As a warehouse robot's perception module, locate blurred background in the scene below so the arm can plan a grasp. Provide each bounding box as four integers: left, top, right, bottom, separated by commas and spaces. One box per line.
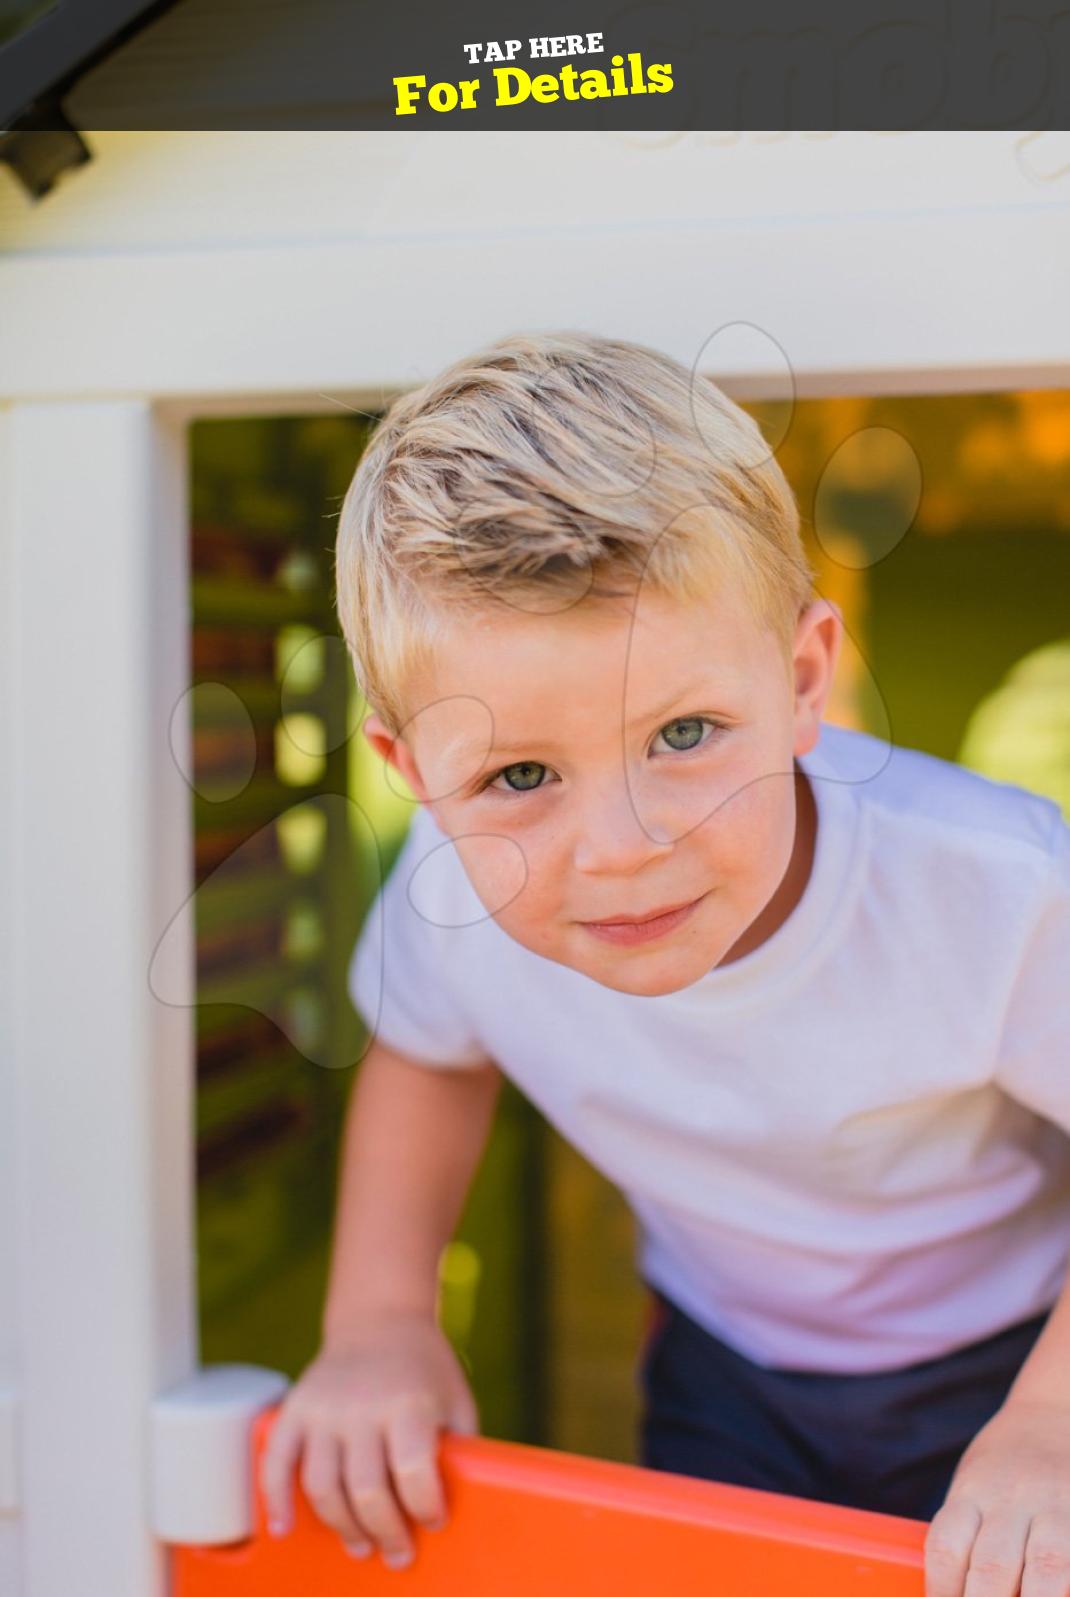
188, 386, 1070, 1464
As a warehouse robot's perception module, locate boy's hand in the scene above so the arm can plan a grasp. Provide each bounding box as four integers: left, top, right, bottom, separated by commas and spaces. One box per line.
925, 1397, 1070, 1597
258, 1308, 480, 1571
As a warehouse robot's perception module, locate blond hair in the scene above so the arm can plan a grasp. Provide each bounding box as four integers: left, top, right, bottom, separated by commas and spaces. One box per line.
335, 329, 815, 737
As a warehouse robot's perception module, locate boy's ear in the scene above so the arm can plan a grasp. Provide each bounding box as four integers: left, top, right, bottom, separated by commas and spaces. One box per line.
361, 712, 435, 809
792, 599, 844, 751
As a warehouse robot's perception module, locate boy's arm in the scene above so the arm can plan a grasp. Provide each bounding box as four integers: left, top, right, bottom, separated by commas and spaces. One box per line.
925, 1273, 1070, 1597
925, 816, 1070, 1597
322, 1039, 503, 1341
1000, 1260, 1070, 1408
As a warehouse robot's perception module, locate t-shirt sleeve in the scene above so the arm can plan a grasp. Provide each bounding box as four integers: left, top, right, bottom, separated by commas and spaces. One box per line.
992, 806, 1070, 1132
348, 808, 492, 1069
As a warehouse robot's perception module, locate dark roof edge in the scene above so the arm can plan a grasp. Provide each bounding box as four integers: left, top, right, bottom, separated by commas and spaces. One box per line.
0, 0, 182, 131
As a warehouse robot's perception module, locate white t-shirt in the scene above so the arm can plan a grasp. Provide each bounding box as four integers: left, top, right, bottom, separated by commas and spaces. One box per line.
349, 719, 1070, 1373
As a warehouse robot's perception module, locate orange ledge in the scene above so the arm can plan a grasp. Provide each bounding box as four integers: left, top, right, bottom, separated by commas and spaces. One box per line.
173, 1404, 927, 1595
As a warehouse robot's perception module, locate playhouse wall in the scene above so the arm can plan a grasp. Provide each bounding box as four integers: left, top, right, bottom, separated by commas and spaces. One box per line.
0, 130, 1068, 407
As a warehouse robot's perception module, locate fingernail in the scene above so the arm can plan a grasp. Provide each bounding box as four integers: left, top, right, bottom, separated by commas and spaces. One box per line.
345, 1541, 372, 1559
426, 1516, 447, 1532
268, 1518, 288, 1538
385, 1549, 413, 1570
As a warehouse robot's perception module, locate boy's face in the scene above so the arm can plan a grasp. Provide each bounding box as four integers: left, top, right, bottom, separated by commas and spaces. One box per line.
364, 584, 842, 998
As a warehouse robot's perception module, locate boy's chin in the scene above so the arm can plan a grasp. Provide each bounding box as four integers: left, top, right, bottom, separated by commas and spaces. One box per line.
572, 939, 734, 999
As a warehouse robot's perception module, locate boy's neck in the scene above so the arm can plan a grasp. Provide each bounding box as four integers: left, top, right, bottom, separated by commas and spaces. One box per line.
717, 760, 818, 968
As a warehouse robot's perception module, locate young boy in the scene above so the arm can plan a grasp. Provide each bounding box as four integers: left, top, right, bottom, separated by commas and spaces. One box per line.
260, 331, 1070, 1595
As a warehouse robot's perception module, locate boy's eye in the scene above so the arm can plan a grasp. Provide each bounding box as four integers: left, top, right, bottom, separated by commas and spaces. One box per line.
493, 760, 549, 795
479, 716, 725, 796
655, 716, 709, 753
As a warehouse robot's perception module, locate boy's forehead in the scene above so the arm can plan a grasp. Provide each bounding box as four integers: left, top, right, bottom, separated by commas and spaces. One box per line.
431, 580, 761, 663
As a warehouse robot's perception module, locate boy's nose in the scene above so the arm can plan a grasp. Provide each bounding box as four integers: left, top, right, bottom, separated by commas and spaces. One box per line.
571, 788, 676, 873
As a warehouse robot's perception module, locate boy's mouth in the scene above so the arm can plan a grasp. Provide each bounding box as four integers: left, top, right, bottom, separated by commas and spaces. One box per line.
581, 893, 699, 926
579, 893, 708, 945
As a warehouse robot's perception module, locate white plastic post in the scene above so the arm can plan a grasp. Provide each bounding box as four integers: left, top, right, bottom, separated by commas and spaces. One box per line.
150, 1364, 291, 1545
0, 402, 24, 1597
3, 400, 197, 1597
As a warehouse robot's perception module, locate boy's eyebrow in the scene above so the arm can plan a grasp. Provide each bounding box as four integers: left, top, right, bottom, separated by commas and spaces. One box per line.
440, 679, 723, 766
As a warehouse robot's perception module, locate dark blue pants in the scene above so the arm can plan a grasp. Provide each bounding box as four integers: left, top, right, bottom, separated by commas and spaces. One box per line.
637, 1285, 1051, 1522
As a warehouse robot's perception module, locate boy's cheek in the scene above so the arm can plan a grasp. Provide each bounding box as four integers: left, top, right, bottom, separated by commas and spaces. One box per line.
688, 774, 792, 878
452, 834, 530, 913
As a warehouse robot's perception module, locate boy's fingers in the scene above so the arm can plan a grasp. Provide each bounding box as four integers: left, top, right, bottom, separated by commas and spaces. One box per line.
1023, 1512, 1070, 1597
963, 1511, 1030, 1597
385, 1402, 448, 1526
341, 1425, 415, 1566
259, 1408, 303, 1530
925, 1499, 982, 1597
447, 1386, 480, 1436
299, 1429, 366, 1546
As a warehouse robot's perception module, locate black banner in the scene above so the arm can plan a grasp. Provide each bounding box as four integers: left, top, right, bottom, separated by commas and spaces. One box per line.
2, 0, 1067, 135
